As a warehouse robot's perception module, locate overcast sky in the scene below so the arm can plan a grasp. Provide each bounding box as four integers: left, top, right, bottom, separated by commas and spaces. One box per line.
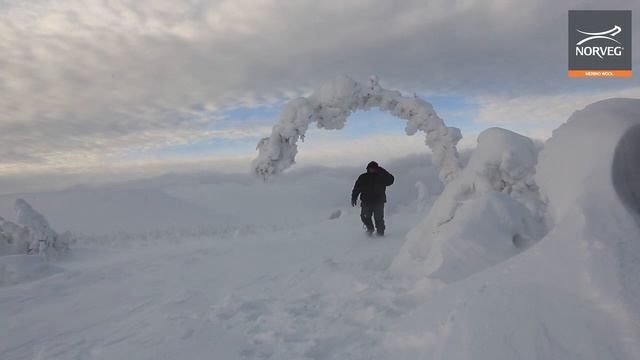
1, 0, 639, 193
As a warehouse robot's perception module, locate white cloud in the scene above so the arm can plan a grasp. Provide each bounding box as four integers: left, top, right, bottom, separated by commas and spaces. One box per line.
474, 87, 640, 127
1, 0, 639, 183
0, 131, 430, 194
297, 132, 428, 168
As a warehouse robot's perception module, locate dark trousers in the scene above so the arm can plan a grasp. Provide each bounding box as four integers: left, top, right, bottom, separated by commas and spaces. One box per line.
361, 203, 385, 233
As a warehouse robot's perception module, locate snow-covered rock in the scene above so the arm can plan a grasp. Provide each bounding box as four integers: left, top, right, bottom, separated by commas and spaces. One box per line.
253, 75, 462, 183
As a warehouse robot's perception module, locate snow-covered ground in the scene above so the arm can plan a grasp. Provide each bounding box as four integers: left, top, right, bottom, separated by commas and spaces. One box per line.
2, 98, 640, 359
0, 155, 435, 359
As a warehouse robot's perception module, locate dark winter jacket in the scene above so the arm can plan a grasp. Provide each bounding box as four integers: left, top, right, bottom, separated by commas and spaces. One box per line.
351, 167, 395, 205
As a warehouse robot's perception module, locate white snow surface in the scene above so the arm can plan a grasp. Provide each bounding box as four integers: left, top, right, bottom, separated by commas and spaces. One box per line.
0, 255, 63, 287
253, 76, 462, 183
1, 98, 639, 359
391, 127, 546, 280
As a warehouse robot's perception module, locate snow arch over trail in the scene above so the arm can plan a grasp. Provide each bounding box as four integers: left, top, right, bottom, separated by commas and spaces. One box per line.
252, 76, 462, 183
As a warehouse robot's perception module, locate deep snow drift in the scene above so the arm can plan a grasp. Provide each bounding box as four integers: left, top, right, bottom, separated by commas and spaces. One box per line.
1, 98, 640, 360
383, 98, 640, 359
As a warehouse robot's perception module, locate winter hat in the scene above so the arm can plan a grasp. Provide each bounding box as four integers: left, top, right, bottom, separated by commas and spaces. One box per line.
366, 161, 379, 170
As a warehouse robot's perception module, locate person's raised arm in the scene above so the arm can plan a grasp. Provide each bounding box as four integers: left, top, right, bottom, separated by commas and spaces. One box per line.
351, 175, 362, 206
378, 167, 394, 186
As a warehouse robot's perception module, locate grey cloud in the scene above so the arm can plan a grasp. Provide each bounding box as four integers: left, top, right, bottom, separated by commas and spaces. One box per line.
0, 151, 46, 164
1, 0, 639, 172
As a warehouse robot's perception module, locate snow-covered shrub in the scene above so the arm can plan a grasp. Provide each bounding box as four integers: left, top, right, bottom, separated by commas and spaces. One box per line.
253, 75, 462, 184
391, 127, 546, 280
0, 199, 69, 256
432, 127, 543, 225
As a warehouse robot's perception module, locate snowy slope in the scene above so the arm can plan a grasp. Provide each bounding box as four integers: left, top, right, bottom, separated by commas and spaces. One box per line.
0, 195, 423, 360
0, 155, 437, 236
382, 98, 640, 359
1, 99, 640, 360
0, 187, 229, 235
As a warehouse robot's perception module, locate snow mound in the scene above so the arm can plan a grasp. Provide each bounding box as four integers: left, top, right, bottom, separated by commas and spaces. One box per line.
535, 97, 640, 328
391, 127, 545, 280
253, 75, 462, 183
385, 98, 640, 359
426, 191, 543, 283
0, 254, 63, 287
538, 98, 640, 223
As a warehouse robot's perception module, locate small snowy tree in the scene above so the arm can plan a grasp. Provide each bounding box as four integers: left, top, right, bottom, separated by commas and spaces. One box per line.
15, 199, 58, 254
0, 199, 70, 256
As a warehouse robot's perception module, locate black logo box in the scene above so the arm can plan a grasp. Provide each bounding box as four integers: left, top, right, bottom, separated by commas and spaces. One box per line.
568, 10, 632, 70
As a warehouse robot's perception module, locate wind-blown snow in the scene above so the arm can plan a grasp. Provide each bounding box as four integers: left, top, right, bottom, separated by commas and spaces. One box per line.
0, 255, 63, 287
0, 216, 30, 255
1, 98, 640, 360
253, 76, 462, 183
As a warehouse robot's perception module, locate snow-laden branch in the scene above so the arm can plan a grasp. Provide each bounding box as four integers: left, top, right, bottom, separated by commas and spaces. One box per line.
252, 76, 462, 183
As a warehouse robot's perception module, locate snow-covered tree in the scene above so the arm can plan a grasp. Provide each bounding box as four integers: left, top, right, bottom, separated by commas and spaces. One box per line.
14, 199, 59, 254
391, 127, 546, 279
253, 75, 462, 184
0, 199, 69, 256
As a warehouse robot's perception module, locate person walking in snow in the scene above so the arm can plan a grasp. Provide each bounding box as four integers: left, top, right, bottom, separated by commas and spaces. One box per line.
351, 161, 394, 236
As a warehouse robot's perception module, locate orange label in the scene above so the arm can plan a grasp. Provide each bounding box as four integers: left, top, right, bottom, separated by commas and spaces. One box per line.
568, 70, 632, 77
